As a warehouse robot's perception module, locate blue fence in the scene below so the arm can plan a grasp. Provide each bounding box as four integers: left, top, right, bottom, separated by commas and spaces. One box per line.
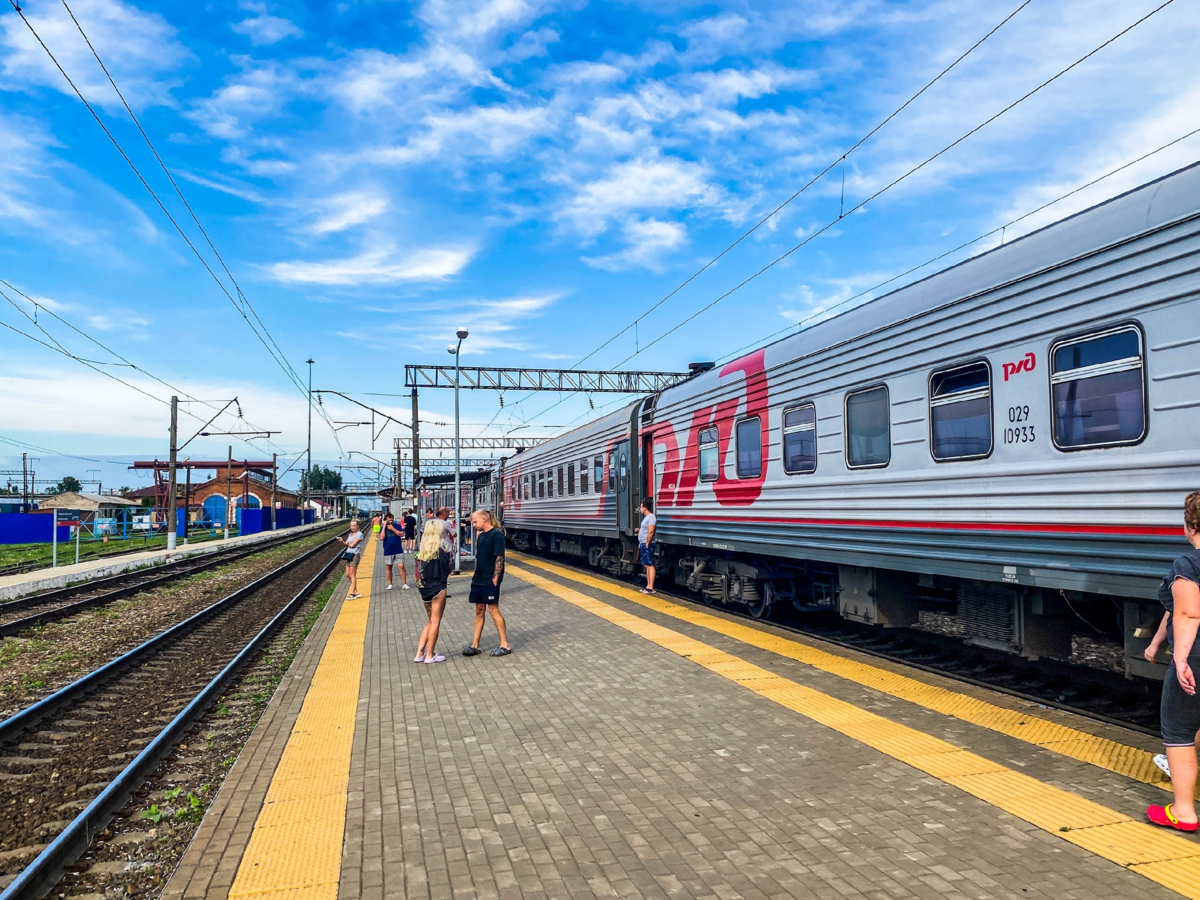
0, 513, 71, 545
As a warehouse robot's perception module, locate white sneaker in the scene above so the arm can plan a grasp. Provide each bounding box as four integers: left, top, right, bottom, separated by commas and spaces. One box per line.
401, 584, 412, 590
386, 583, 394, 590
1154, 753, 1172, 779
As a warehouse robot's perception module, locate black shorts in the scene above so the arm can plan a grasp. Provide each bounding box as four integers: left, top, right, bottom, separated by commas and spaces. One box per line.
469, 582, 500, 605
1161, 661, 1200, 746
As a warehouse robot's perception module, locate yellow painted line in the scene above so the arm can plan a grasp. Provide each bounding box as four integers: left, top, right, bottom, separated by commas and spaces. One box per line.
515, 554, 1169, 790
228, 540, 375, 900
508, 563, 1200, 899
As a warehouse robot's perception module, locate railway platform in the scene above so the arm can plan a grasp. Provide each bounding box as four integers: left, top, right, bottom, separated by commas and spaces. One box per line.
0, 520, 332, 601
162, 541, 1200, 900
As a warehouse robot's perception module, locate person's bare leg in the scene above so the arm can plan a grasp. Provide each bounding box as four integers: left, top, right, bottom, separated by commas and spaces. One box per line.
646, 564, 656, 591
1166, 745, 1200, 822
489, 604, 509, 649
385, 563, 393, 587
471, 604, 487, 648
426, 592, 447, 655
345, 564, 358, 596
416, 602, 433, 658
398, 563, 407, 586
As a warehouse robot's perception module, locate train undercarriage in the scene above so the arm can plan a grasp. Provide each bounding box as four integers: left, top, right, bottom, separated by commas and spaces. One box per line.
508, 528, 1154, 681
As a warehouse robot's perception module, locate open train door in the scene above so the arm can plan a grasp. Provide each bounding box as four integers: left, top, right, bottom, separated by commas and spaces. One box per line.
615, 440, 630, 534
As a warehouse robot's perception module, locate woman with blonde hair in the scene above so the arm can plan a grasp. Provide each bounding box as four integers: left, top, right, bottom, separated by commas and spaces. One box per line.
414, 518, 450, 663
1146, 491, 1200, 831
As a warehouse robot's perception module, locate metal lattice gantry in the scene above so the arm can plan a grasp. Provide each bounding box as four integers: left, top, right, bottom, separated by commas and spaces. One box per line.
404, 365, 695, 393
393, 437, 550, 451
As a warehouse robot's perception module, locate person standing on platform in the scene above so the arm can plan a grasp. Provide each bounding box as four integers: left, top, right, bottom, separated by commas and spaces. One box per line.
404, 509, 417, 552
1147, 491, 1200, 832
371, 512, 382, 537
336, 519, 365, 600
638, 498, 657, 594
414, 518, 449, 663
379, 512, 410, 591
462, 509, 510, 657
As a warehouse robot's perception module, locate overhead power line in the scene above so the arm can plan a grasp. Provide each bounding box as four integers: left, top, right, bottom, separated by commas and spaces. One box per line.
521, 0, 1180, 433
6, 0, 344, 456
486, 0, 1034, 440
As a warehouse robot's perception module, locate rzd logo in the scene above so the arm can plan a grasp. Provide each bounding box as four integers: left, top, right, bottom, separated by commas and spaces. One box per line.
1002, 352, 1036, 381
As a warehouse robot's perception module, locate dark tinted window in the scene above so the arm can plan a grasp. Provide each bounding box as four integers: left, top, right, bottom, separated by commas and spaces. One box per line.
557, 467, 564, 496
736, 418, 762, 478
783, 405, 816, 474
930, 362, 992, 461
1052, 327, 1145, 449
698, 427, 719, 482
538, 472, 544, 498
608, 453, 616, 490
567, 464, 575, 496
846, 386, 890, 468
580, 460, 588, 494
595, 456, 604, 492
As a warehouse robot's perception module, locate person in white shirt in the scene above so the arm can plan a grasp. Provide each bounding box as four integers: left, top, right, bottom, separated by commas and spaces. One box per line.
337, 520, 365, 599
638, 498, 657, 594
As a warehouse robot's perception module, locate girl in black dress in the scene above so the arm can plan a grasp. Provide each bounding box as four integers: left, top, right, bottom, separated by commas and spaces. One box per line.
414, 519, 450, 663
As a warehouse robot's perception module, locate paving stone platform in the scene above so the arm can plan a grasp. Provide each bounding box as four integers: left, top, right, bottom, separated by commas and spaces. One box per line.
164, 546, 1195, 900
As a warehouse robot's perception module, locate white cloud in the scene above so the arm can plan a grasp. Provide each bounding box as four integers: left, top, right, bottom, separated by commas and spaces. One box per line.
186, 59, 300, 139
560, 151, 726, 236
0, 0, 187, 111
309, 190, 391, 234
266, 244, 475, 285
583, 218, 687, 272
232, 14, 303, 46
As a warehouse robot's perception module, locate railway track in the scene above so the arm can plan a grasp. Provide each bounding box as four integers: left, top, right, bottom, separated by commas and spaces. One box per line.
0, 539, 215, 579
526, 553, 1163, 737
0, 533, 348, 899
0, 523, 341, 639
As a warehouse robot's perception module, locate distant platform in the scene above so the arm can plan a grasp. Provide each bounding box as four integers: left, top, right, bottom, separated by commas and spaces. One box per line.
164, 543, 1200, 900
0, 521, 333, 601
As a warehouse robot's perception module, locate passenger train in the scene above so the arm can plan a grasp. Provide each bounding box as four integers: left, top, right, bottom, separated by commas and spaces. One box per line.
498, 163, 1200, 681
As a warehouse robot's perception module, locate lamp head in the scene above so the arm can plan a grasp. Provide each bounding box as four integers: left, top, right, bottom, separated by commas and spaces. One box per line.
447, 344, 458, 355
456, 327, 469, 340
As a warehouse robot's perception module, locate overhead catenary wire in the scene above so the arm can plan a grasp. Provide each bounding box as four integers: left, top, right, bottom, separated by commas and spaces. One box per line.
714, 123, 1200, 365
6, 0, 345, 456
486, 0, 1035, 438
519, 0, 1180, 434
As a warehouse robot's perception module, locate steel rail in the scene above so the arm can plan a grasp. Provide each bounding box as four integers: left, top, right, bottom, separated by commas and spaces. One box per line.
0, 533, 346, 900
0, 523, 342, 638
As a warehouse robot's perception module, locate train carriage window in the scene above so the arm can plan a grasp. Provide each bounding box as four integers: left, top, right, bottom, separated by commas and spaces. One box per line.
538, 472, 544, 499
736, 418, 762, 478
557, 467, 564, 496
548, 469, 555, 498
845, 385, 891, 468
596, 456, 605, 493
524, 475, 530, 500
1051, 326, 1146, 449
567, 464, 576, 496
608, 453, 616, 491
930, 362, 992, 461
782, 405, 817, 474
698, 428, 720, 482
580, 459, 589, 494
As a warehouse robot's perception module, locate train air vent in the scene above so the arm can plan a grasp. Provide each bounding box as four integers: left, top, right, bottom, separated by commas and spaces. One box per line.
958, 583, 1018, 653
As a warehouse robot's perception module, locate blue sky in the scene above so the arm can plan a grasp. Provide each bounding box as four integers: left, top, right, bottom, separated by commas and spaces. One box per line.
0, 0, 1197, 490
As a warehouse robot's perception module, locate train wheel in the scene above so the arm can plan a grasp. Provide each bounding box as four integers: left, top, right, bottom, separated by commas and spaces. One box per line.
747, 582, 774, 620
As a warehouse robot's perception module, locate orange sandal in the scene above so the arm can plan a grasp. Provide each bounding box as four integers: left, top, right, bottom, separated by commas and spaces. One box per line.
1147, 804, 1200, 832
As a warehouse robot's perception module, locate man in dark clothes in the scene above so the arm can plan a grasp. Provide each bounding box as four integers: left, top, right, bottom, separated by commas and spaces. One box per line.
462, 509, 510, 657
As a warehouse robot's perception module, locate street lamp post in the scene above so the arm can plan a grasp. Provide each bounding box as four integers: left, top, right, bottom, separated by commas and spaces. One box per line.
448, 328, 468, 573
305, 358, 314, 519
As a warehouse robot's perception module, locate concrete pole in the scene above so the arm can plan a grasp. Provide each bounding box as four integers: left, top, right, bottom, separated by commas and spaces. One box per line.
411, 388, 420, 499
305, 358, 314, 515
453, 339, 463, 574
271, 452, 278, 530
224, 446, 233, 540
167, 395, 178, 552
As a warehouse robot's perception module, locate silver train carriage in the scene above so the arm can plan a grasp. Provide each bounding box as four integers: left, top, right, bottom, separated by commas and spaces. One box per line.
499, 162, 1200, 681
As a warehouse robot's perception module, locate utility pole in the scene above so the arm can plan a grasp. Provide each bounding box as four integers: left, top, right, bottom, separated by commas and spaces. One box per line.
224, 446, 232, 541
395, 445, 401, 512
271, 452, 278, 530
21, 453, 27, 513
411, 389, 420, 496
167, 395, 178, 553
305, 358, 314, 518
449, 328, 468, 574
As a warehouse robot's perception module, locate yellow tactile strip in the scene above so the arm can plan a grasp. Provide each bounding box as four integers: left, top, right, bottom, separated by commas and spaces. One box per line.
228, 540, 375, 900
508, 563, 1200, 899
515, 555, 1170, 790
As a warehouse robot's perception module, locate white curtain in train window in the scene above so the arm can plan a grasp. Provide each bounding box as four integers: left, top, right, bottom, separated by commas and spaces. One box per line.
846, 386, 890, 468
1051, 327, 1145, 449
930, 363, 992, 461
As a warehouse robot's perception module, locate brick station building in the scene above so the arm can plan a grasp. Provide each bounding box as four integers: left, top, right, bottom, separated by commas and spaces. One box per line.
130, 460, 298, 528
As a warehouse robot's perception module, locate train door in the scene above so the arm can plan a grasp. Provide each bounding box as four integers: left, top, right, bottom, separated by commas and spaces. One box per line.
642, 435, 655, 502
615, 440, 630, 534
